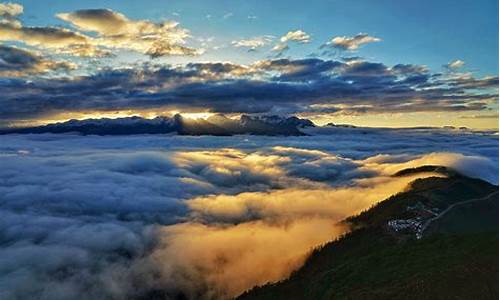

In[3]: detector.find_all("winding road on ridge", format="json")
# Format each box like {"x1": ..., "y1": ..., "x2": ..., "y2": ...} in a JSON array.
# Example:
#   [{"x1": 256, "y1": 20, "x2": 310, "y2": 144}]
[{"x1": 420, "y1": 191, "x2": 499, "y2": 235}]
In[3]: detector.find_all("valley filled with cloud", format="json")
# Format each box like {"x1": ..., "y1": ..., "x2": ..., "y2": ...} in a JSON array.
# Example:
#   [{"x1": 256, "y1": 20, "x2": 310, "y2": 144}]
[{"x1": 0, "y1": 128, "x2": 497, "y2": 299}]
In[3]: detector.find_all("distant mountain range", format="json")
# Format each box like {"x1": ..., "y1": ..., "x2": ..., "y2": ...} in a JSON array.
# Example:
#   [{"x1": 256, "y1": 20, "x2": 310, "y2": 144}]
[
  {"x1": 238, "y1": 167, "x2": 499, "y2": 300},
  {"x1": 0, "y1": 114, "x2": 316, "y2": 136}
]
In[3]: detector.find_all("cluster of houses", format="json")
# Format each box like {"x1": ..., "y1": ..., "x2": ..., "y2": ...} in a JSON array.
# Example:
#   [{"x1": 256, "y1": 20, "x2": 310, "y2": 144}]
[
  {"x1": 387, "y1": 202, "x2": 440, "y2": 239},
  {"x1": 387, "y1": 218, "x2": 422, "y2": 233}
]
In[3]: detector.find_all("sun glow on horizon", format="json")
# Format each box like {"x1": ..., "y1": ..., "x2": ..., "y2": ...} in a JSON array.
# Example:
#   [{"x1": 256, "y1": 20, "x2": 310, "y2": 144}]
[
  {"x1": 169, "y1": 111, "x2": 215, "y2": 120},
  {"x1": 7, "y1": 108, "x2": 498, "y2": 131},
  {"x1": 8, "y1": 110, "x2": 220, "y2": 128}
]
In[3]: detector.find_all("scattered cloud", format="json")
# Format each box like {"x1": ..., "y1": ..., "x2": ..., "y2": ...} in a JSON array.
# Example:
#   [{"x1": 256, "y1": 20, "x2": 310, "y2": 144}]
[
  {"x1": 232, "y1": 36, "x2": 273, "y2": 51},
  {"x1": 271, "y1": 42, "x2": 289, "y2": 55},
  {"x1": 223, "y1": 12, "x2": 233, "y2": 19},
  {"x1": 326, "y1": 33, "x2": 381, "y2": 51},
  {"x1": 280, "y1": 30, "x2": 311, "y2": 43},
  {"x1": 445, "y1": 59, "x2": 465, "y2": 71},
  {"x1": 271, "y1": 30, "x2": 311, "y2": 56}
]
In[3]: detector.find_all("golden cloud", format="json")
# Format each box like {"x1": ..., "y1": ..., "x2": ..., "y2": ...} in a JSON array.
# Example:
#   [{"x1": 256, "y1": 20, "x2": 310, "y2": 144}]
[
  {"x1": 0, "y1": 7, "x2": 199, "y2": 58},
  {"x1": 328, "y1": 33, "x2": 381, "y2": 50},
  {"x1": 0, "y1": 2, "x2": 22, "y2": 18},
  {"x1": 0, "y1": 45, "x2": 76, "y2": 77},
  {"x1": 151, "y1": 219, "x2": 348, "y2": 299},
  {"x1": 143, "y1": 148, "x2": 453, "y2": 298},
  {"x1": 280, "y1": 30, "x2": 311, "y2": 43},
  {"x1": 0, "y1": 21, "x2": 99, "y2": 57},
  {"x1": 56, "y1": 9, "x2": 200, "y2": 57}
]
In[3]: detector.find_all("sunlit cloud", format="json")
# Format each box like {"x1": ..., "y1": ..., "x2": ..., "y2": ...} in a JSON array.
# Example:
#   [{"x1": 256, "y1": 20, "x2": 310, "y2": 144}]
[
  {"x1": 56, "y1": 8, "x2": 200, "y2": 58},
  {"x1": 151, "y1": 219, "x2": 348, "y2": 299},
  {"x1": 325, "y1": 33, "x2": 381, "y2": 51},
  {"x1": 187, "y1": 174, "x2": 436, "y2": 223},
  {"x1": 271, "y1": 30, "x2": 311, "y2": 56},
  {"x1": 280, "y1": 30, "x2": 311, "y2": 43},
  {"x1": 361, "y1": 152, "x2": 499, "y2": 184},
  {"x1": 0, "y1": 5, "x2": 200, "y2": 58},
  {"x1": 0, "y1": 21, "x2": 96, "y2": 55},
  {"x1": 232, "y1": 36, "x2": 274, "y2": 51},
  {"x1": 0, "y1": 45, "x2": 76, "y2": 77},
  {"x1": 445, "y1": 59, "x2": 465, "y2": 70},
  {"x1": 0, "y1": 2, "x2": 22, "y2": 18}
]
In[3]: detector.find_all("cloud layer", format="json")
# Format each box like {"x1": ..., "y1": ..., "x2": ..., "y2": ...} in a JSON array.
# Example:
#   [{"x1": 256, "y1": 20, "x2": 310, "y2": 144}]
[
  {"x1": 0, "y1": 128, "x2": 497, "y2": 299},
  {"x1": 0, "y1": 57, "x2": 497, "y2": 126}
]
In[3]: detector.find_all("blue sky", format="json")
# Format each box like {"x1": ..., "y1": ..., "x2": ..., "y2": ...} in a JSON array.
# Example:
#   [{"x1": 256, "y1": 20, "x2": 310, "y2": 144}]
[
  {"x1": 17, "y1": 0, "x2": 498, "y2": 75},
  {"x1": 0, "y1": 0, "x2": 498, "y2": 128}
]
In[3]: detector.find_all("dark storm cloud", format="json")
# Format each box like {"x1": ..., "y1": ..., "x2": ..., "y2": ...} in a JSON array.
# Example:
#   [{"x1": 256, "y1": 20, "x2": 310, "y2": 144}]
[
  {"x1": 256, "y1": 58, "x2": 342, "y2": 81},
  {"x1": 0, "y1": 58, "x2": 497, "y2": 125}
]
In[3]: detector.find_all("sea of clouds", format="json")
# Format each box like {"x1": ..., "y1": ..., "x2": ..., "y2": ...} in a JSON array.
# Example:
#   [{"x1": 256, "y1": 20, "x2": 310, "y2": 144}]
[{"x1": 0, "y1": 127, "x2": 497, "y2": 299}]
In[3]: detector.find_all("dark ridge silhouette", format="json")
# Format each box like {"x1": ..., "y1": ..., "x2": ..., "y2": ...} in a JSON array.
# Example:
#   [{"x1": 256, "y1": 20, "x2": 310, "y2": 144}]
[
  {"x1": 392, "y1": 165, "x2": 457, "y2": 177},
  {"x1": 0, "y1": 114, "x2": 315, "y2": 136}
]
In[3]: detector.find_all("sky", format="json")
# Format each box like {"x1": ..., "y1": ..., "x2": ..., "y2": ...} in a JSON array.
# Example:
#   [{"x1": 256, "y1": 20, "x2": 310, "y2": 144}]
[{"x1": 0, "y1": 0, "x2": 498, "y2": 128}]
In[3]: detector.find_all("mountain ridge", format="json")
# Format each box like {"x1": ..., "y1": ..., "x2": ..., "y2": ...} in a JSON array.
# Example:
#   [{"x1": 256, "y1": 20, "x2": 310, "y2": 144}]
[
  {"x1": 0, "y1": 114, "x2": 315, "y2": 136},
  {"x1": 237, "y1": 169, "x2": 499, "y2": 300}
]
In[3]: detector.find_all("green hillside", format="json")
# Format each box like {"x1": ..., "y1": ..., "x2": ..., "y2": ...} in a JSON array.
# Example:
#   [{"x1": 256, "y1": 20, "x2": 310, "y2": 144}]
[{"x1": 238, "y1": 170, "x2": 499, "y2": 300}]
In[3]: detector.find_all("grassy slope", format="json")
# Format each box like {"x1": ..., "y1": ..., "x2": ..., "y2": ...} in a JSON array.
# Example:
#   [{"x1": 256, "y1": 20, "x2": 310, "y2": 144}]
[{"x1": 238, "y1": 173, "x2": 499, "y2": 300}]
